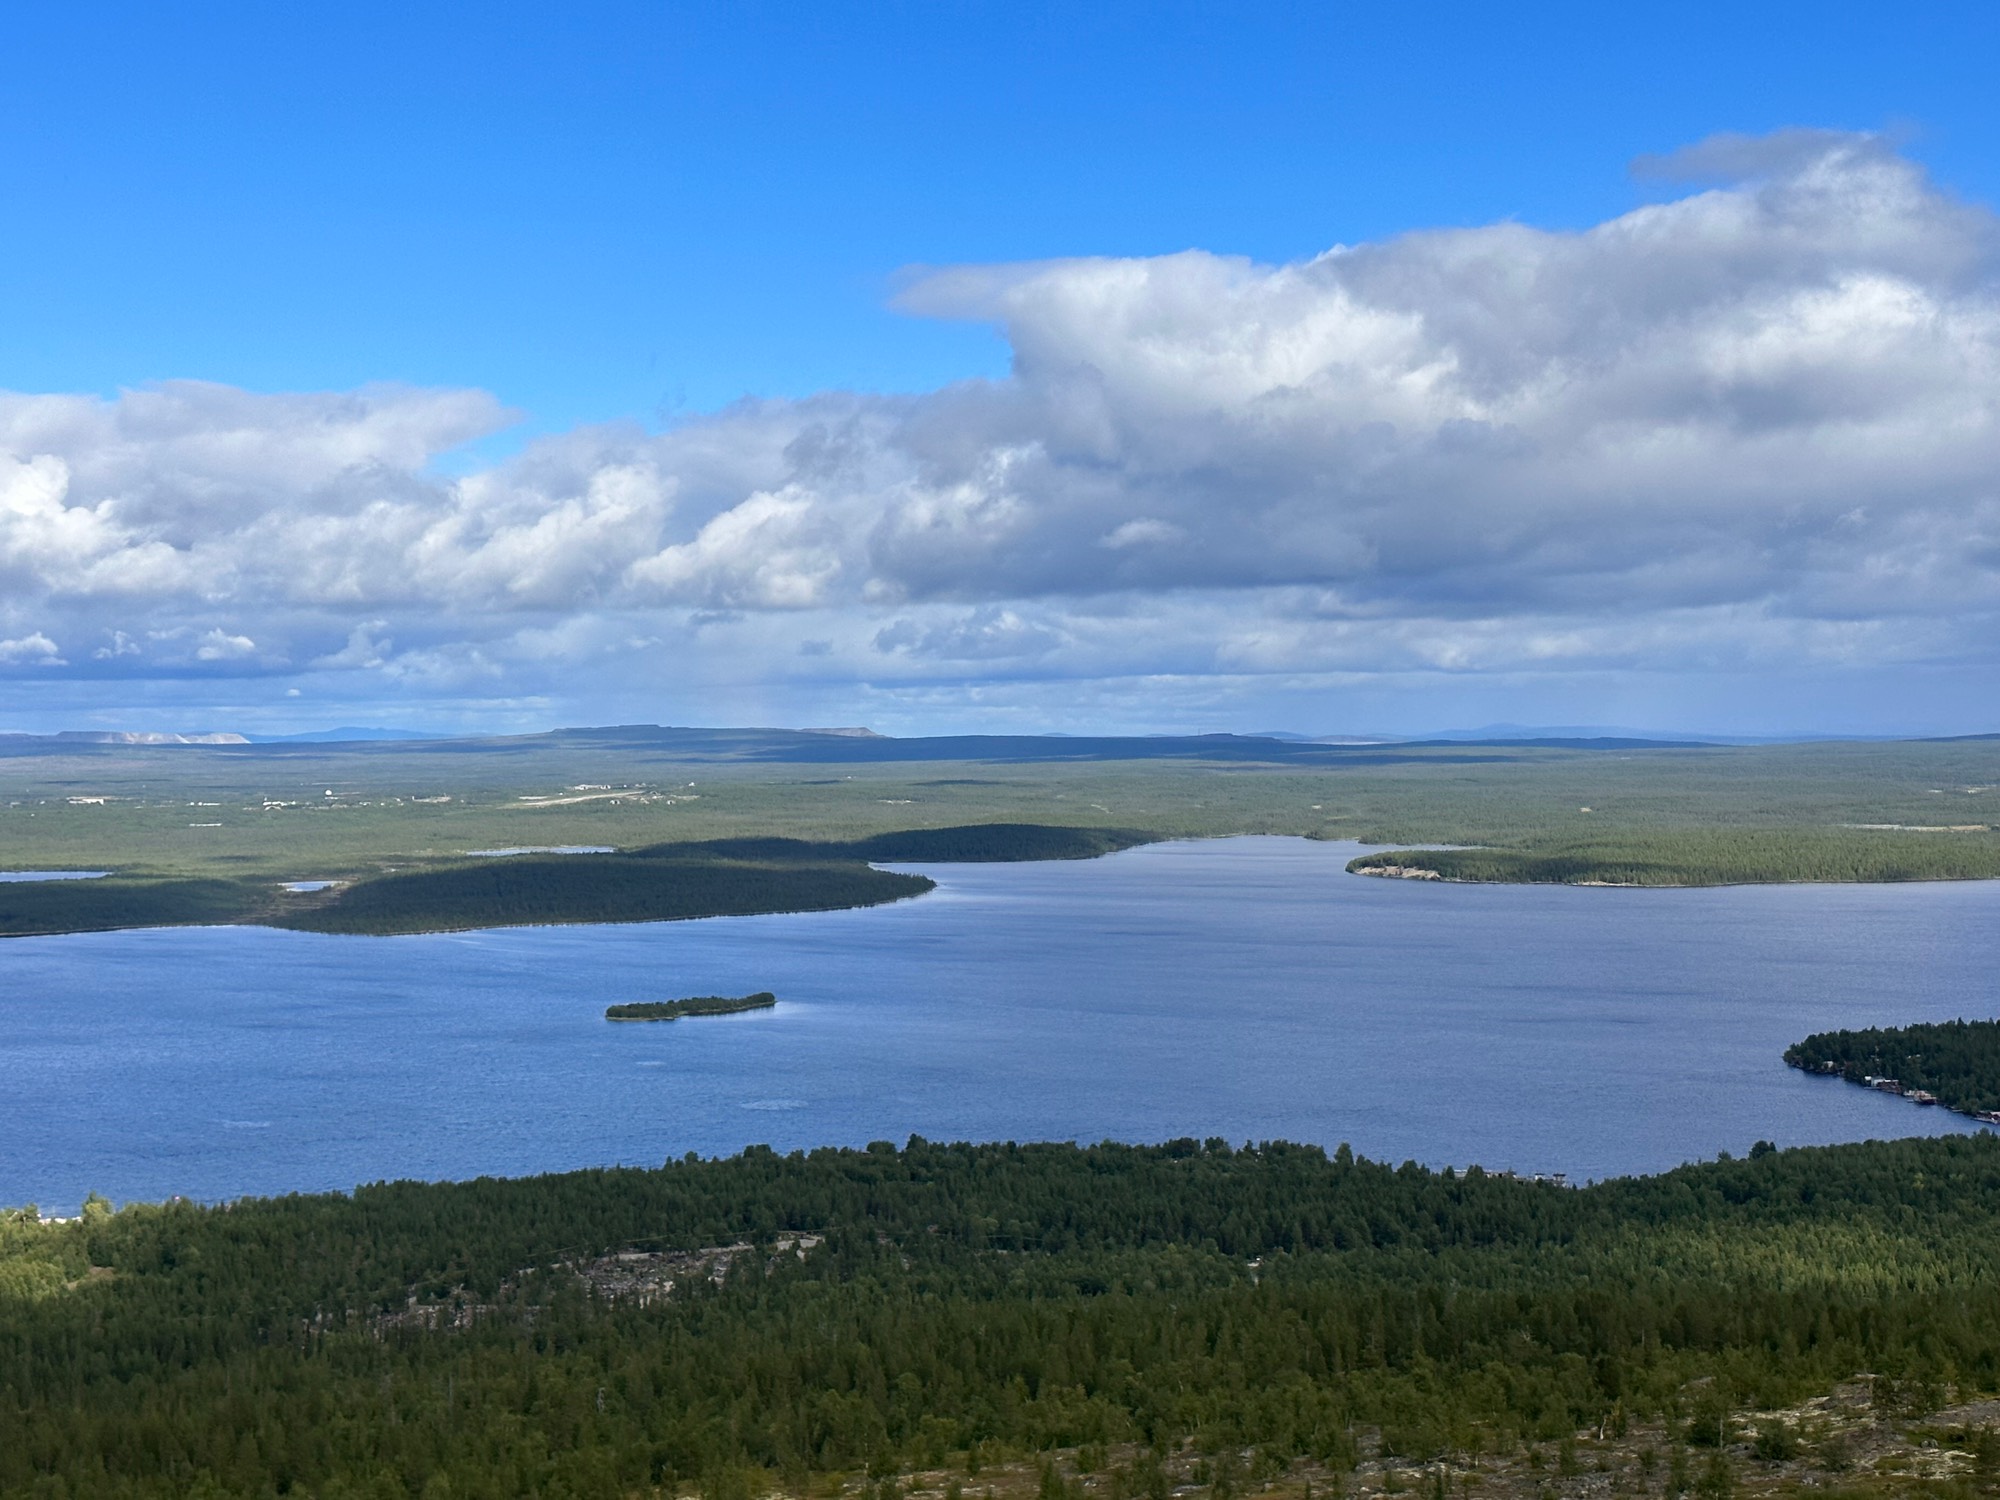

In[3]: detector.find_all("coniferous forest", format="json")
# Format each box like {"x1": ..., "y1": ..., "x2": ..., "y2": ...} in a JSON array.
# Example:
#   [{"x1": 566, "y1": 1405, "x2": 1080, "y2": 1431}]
[
  {"x1": 0, "y1": 826, "x2": 1147, "y2": 939},
  {"x1": 1786, "y1": 1018, "x2": 2000, "y2": 1115},
  {"x1": 8, "y1": 1135, "x2": 2000, "y2": 1498}
]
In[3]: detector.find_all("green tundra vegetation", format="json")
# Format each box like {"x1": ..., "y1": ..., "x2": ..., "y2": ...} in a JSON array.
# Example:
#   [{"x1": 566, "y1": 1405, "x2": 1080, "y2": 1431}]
[
  {"x1": 667, "y1": 824, "x2": 1155, "y2": 865},
  {"x1": 4, "y1": 730, "x2": 2000, "y2": 923},
  {"x1": 1786, "y1": 1019, "x2": 2000, "y2": 1115},
  {"x1": 606, "y1": 993, "x2": 778, "y2": 1022},
  {"x1": 7, "y1": 1134, "x2": 2000, "y2": 1498}
]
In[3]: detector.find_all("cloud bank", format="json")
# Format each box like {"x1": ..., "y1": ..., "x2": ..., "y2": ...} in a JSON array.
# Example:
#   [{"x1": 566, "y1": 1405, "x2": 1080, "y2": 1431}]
[{"x1": 3, "y1": 132, "x2": 1998, "y2": 731}]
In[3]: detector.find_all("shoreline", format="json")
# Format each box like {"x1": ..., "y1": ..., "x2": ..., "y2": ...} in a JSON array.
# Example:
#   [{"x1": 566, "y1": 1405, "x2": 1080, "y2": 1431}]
[
  {"x1": 1348, "y1": 858, "x2": 2000, "y2": 891},
  {"x1": 17, "y1": 833, "x2": 2000, "y2": 940},
  {"x1": 0, "y1": 823, "x2": 1158, "y2": 940}
]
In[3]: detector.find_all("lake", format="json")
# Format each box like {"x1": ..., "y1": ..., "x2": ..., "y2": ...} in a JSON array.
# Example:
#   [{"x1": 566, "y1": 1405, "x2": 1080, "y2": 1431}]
[{"x1": 2, "y1": 836, "x2": 1994, "y2": 1213}]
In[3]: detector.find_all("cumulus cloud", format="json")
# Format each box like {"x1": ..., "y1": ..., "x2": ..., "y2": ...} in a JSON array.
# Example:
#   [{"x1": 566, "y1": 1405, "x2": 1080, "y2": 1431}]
[
  {"x1": 313, "y1": 621, "x2": 392, "y2": 670},
  {"x1": 0, "y1": 631, "x2": 64, "y2": 667},
  {"x1": 194, "y1": 629, "x2": 258, "y2": 661},
  {"x1": 3, "y1": 131, "x2": 1999, "y2": 726}
]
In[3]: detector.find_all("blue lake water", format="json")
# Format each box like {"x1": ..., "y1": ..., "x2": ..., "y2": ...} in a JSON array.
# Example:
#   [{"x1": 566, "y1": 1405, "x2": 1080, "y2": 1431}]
[{"x1": 3, "y1": 836, "x2": 1996, "y2": 1213}]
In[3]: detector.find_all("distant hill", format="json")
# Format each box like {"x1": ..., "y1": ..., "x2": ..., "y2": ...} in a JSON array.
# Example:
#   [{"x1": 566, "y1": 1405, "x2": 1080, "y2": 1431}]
[
  {"x1": 1397, "y1": 735, "x2": 1723, "y2": 751},
  {"x1": 1407, "y1": 722, "x2": 1923, "y2": 745},
  {"x1": 526, "y1": 725, "x2": 1523, "y2": 765},
  {"x1": 242, "y1": 727, "x2": 444, "y2": 743},
  {"x1": 0, "y1": 723, "x2": 1729, "y2": 763},
  {"x1": 447, "y1": 724, "x2": 1723, "y2": 764},
  {"x1": 39, "y1": 730, "x2": 249, "y2": 745}
]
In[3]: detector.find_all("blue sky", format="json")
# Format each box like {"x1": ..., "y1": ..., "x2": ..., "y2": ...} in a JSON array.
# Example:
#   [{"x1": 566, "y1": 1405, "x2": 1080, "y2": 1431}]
[
  {"x1": 8, "y1": 2, "x2": 1997, "y2": 428},
  {"x1": 2, "y1": 3, "x2": 1999, "y2": 736}
]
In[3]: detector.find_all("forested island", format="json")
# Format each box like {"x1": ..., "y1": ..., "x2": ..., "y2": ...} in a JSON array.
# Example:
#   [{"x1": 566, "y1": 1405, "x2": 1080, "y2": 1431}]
[
  {"x1": 9, "y1": 1135, "x2": 2000, "y2": 1498},
  {"x1": 607, "y1": 992, "x2": 777, "y2": 1022},
  {"x1": 1786, "y1": 1018, "x2": 2000, "y2": 1118}
]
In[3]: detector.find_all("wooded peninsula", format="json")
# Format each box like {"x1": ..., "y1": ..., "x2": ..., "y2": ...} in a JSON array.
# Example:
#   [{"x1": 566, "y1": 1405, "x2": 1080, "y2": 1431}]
[
  {"x1": 0, "y1": 824, "x2": 1147, "y2": 939},
  {"x1": 1786, "y1": 1018, "x2": 2000, "y2": 1118}
]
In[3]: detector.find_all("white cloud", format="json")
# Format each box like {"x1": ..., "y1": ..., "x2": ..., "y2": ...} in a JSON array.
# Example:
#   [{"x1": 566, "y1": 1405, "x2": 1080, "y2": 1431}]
[
  {"x1": 194, "y1": 629, "x2": 258, "y2": 661},
  {"x1": 625, "y1": 485, "x2": 843, "y2": 607},
  {"x1": 4, "y1": 132, "x2": 2000, "y2": 729},
  {"x1": 312, "y1": 621, "x2": 392, "y2": 670},
  {"x1": 0, "y1": 631, "x2": 64, "y2": 667}
]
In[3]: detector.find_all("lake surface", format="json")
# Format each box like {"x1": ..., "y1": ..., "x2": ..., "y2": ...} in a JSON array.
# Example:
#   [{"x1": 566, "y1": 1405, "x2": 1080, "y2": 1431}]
[{"x1": 3, "y1": 837, "x2": 1995, "y2": 1213}]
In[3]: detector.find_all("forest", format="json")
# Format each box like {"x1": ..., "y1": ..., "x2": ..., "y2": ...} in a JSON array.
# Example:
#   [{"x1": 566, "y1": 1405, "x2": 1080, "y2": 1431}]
[
  {"x1": 8, "y1": 1134, "x2": 2000, "y2": 1498},
  {"x1": 277, "y1": 852, "x2": 932, "y2": 936},
  {"x1": 0, "y1": 874, "x2": 263, "y2": 937},
  {"x1": 265, "y1": 822, "x2": 1148, "y2": 935},
  {"x1": 1786, "y1": 1019, "x2": 2000, "y2": 1115},
  {"x1": 0, "y1": 823, "x2": 1160, "y2": 939}
]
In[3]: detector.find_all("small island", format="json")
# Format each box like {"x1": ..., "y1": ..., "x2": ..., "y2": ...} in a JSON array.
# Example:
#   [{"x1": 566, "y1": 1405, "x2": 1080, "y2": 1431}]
[{"x1": 605, "y1": 992, "x2": 777, "y2": 1022}]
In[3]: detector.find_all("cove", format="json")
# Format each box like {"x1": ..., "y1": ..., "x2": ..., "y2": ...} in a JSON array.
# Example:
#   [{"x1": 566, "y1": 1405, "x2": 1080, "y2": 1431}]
[{"x1": 1, "y1": 836, "x2": 1993, "y2": 1214}]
